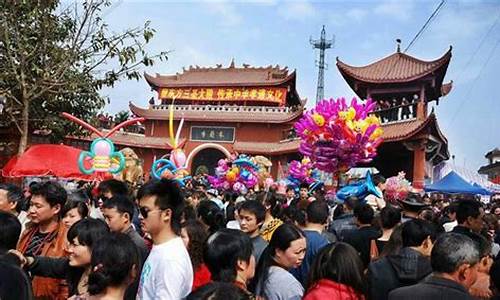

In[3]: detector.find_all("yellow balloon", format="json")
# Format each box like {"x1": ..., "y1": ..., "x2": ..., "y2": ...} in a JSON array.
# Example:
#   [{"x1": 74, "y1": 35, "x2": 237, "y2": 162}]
[
  {"x1": 311, "y1": 113, "x2": 325, "y2": 127},
  {"x1": 346, "y1": 107, "x2": 356, "y2": 120},
  {"x1": 231, "y1": 167, "x2": 240, "y2": 174},
  {"x1": 370, "y1": 128, "x2": 383, "y2": 140},
  {"x1": 226, "y1": 171, "x2": 236, "y2": 182}
]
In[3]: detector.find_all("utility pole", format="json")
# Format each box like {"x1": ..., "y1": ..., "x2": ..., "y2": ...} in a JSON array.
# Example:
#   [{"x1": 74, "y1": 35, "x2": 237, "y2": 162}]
[{"x1": 310, "y1": 25, "x2": 334, "y2": 104}]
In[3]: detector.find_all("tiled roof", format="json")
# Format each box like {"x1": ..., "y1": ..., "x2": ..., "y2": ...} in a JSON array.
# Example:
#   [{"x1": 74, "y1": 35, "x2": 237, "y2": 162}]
[
  {"x1": 336, "y1": 47, "x2": 452, "y2": 84},
  {"x1": 145, "y1": 61, "x2": 296, "y2": 88},
  {"x1": 129, "y1": 103, "x2": 304, "y2": 124},
  {"x1": 486, "y1": 148, "x2": 500, "y2": 159},
  {"x1": 233, "y1": 139, "x2": 301, "y2": 155},
  {"x1": 67, "y1": 130, "x2": 177, "y2": 150},
  {"x1": 233, "y1": 115, "x2": 446, "y2": 154}
]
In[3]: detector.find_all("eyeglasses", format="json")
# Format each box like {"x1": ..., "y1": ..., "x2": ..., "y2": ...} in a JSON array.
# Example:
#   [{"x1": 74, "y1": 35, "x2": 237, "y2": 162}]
[{"x1": 139, "y1": 207, "x2": 163, "y2": 219}]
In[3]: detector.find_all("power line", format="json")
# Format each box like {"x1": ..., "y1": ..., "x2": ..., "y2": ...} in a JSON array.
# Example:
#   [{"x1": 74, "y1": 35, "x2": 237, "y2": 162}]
[
  {"x1": 381, "y1": 1, "x2": 446, "y2": 79},
  {"x1": 453, "y1": 9, "x2": 500, "y2": 85},
  {"x1": 404, "y1": 0, "x2": 446, "y2": 53},
  {"x1": 448, "y1": 35, "x2": 500, "y2": 126}
]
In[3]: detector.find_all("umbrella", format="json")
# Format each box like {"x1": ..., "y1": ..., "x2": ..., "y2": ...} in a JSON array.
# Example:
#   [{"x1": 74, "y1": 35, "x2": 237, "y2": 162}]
[{"x1": 2, "y1": 144, "x2": 103, "y2": 181}]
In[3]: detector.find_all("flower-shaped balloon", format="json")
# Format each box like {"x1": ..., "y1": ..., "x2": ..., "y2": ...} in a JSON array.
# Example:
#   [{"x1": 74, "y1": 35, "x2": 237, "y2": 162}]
[
  {"x1": 294, "y1": 97, "x2": 383, "y2": 173},
  {"x1": 62, "y1": 112, "x2": 144, "y2": 176},
  {"x1": 208, "y1": 154, "x2": 260, "y2": 194},
  {"x1": 285, "y1": 158, "x2": 322, "y2": 191}
]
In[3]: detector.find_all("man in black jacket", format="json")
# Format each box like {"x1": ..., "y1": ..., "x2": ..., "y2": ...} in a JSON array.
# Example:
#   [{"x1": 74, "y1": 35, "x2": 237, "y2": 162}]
[
  {"x1": 342, "y1": 203, "x2": 380, "y2": 268},
  {"x1": 367, "y1": 219, "x2": 438, "y2": 300},
  {"x1": 452, "y1": 199, "x2": 484, "y2": 240},
  {"x1": 389, "y1": 233, "x2": 479, "y2": 300}
]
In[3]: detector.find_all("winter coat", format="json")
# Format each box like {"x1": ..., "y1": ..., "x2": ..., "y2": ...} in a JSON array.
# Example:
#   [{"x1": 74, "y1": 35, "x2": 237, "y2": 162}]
[
  {"x1": 367, "y1": 247, "x2": 432, "y2": 300},
  {"x1": 388, "y1": 276, "x2": 473, "y2": 300},
  {"x1": 304, "y1": 279, "x2": 365, "y2": 300}
]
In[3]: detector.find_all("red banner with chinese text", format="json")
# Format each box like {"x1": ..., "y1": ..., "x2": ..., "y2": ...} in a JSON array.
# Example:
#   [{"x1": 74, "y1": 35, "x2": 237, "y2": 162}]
[{"x1": 159, "y1": 87, "x2": 287, "y2": 104}]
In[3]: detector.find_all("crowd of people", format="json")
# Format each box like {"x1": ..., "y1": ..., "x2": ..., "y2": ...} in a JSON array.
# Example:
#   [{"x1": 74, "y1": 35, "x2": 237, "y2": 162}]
[
  {"x1": 0, "y1": 174, "x2": 500, "y2": 300},
  {"x1": 373, "y1": 94, "x2": 419, "y2": 123}
]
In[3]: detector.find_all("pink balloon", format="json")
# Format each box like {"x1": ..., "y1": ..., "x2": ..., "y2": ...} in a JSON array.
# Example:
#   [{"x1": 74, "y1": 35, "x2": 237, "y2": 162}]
[{"x1": 170, "y1": 149, "x2": 186, "y2": 168}]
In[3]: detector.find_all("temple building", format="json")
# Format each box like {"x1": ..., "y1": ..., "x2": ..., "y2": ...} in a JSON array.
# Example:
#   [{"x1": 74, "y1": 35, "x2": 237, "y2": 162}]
[
  {"x1": 336, "y1": 45, "x2": 453, "y2": 188},
  {"x1": 479, "y1": 148, "x2": 500, "y2": 184},
  {"x1": 130, "y1": 61, "x2": 304, "y2": 177}
]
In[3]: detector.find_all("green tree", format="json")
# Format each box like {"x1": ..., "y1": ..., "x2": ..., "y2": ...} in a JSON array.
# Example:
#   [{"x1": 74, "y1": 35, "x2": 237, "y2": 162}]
[
  {"x1": 114, "y1": 110, "x2": 130, "y2": 125},
  {"x1": 0, "y1": 0, "x2": 168, "y2": 154}
]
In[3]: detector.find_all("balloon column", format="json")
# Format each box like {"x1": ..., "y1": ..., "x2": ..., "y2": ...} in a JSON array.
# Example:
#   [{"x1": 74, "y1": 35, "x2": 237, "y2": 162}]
[
  {"x1": 285, "y1": 157, "x2": 322, "y2": 192},
  {"x1": 385, "y1": 171, "x2": 412, "y2": 204},
  {"x1": 62, "y1": 112, "x2": 145, "y2": 176},
  {"x1": 208, "y1": 155, "x2": 259, "y2": 194},
  {"x1": 151, "y1": 101, "x2": 191, "y2": 186},
  {"x1": 294, "y1": 97, "x2": 383, "y2": 173}
]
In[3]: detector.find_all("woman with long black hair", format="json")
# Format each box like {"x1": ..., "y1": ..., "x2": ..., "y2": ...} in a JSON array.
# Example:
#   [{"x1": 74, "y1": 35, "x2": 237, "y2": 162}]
[
  {"x1": 251, "y1": 223, "x2": 306, "y2": 300},
  {"x1": 304, "y1": 242, "x2": 365, "y2": 300}
]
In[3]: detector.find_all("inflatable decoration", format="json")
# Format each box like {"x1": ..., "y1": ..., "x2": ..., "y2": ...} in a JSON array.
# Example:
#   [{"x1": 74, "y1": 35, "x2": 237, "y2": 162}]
[
  {"x1": 336, "y1": 171, "x2": 381, "y2": 203},
  {"x1": 285, "y1": 157, "x2": 322, "y2": 192},
  {"x1": 385, "y1": 171, "x2": 412, "y2": 204},
  {"x1": 294, "y1": 97, "x2": 383, "y2": 173},
  {"x1": 62, "y1": 112, "x2": 145, "y2": 175},
  {"x1": 151, "y1": 101, "x2": 191, "y2": 186},
  {"x1": 208, "y1": 154, "x2": 260, "y2": 194},
  {"x1": 116, "y1": 147, "x2": 144, "y2": 186},
  {"x1": 252, "y1": 155, "x2": 274, "y2": 190}
]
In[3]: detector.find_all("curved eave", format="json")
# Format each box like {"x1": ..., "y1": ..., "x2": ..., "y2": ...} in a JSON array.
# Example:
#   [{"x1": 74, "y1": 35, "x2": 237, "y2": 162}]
[
  {"x1": 336, "y1": 46, "x2": 452, "y2": 84},
  {"x1": 440, "y1": 81, "x2": 453, "y2": 97},
  {"x1": 129, "y1": 102, "x2": 304, "y2": 124},
  {"x1": 144, "y1": 70, "x2": 297, "y2": 89}
]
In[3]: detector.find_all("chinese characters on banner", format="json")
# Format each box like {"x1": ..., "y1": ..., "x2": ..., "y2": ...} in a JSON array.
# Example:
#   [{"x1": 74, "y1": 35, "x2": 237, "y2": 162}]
[{"x1": 159, "y1": 87, "x2": 287, "y2": 104}]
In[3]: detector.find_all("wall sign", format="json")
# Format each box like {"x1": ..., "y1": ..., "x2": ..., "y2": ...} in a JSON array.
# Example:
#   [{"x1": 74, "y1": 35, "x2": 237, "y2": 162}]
[{"x1": 190, "y1": 126, "x2": 235, "y2": 143}]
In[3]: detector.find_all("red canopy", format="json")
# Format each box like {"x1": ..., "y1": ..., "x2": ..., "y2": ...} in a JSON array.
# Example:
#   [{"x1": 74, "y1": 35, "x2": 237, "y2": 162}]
[{"x1": 1, "y1": 144, "x2": 105, "y2": 181}]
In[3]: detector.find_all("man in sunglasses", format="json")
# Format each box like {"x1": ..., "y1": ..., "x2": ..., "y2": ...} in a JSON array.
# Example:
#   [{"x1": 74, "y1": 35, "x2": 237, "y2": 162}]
[{"x1": 136, "y1": 179, "x2": 193, "y2": 300}]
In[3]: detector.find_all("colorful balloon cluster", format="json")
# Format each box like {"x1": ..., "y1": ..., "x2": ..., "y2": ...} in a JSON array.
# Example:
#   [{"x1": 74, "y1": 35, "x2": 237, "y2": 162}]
[
  {"x1": 294, "y1": 97, "x2": 383, "y2": 173},
  {"x1": 208, "y1": 155, "x2": 259, "y2": 194},
  {"x1": 385, "y1": 171, "x2": 412, "y2": 204},
  {"x1": 285, "y1": 158, "x2": 321, "y2": 190}
]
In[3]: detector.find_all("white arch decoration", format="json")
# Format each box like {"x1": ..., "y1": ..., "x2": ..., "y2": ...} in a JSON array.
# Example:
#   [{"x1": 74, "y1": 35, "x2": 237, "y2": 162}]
[{"x1": 186, "y1": 143, "x2": 232, "y2": 171}]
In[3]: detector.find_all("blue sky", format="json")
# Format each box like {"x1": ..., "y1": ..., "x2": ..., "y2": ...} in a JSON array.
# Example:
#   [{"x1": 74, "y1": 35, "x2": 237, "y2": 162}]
[{"x1": 98, "y1": 0, "x2": 500, "y2": 172}]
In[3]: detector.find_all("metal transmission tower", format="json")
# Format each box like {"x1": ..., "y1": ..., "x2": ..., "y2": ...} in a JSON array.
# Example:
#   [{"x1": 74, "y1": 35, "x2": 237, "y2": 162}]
[{"x1": 310, "y1": 26, "x2": 334, "y2": 104}]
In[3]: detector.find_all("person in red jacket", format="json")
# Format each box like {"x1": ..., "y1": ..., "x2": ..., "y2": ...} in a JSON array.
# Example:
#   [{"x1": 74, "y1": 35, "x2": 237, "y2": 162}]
[{"x1": 304, "y1": 242, "x2": 365, "y2": 300}]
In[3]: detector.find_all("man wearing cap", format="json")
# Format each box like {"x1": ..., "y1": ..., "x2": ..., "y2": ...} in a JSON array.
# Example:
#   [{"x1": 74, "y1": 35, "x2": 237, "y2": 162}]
[
  {"x1": 399, "y1": 193, "x2": 428, "y2": 223},
  {"x1": 206, "y1": 189, "x2": 224, "y2": 210}
]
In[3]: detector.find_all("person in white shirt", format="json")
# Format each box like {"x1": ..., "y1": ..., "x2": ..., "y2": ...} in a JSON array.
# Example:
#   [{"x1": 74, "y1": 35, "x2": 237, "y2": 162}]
[
  {"x1": 0, "y1": 183, "x2": 30, "y2": 234},
  {"x1": 136, "y1": 179, "x2": 193, "y2": 300},
  {"x1": 364, "y1": 174, "x2": 387, "y2": 211}
]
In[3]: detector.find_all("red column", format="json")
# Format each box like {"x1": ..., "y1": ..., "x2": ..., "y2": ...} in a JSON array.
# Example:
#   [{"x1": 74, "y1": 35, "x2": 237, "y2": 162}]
[{"x1": 413, "y1": 144, "x2": 426, "y2": 190}]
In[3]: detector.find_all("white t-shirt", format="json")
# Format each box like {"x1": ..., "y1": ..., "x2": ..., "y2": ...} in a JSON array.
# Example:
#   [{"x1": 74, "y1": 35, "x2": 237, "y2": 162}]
[
  {"x1": 365, "y1": 187, "x2": 386, "y2": 211},
  {"x1": 136, "y1": 237, "x2": 193, "y2": 300}
]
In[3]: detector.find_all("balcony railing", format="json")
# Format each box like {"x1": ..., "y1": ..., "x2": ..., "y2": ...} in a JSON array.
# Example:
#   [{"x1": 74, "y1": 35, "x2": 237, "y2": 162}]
[{"x1": 371, "y1": 103, "x2": 418, "y2": 124}]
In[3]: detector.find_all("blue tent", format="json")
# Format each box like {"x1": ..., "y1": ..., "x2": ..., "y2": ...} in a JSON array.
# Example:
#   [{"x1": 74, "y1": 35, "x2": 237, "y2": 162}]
[
  {"x1": 472, "y1": 182, "x2": 492, "y2": 196},
  {"x1": 425, "y1": 171, "x2": 491, "y2": 195}
]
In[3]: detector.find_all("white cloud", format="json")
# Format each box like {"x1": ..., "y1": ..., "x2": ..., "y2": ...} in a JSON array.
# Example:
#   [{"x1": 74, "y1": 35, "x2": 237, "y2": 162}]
[
  {"x1": 278, "y1": 1, "x2": 317, "y2": 22},
  {"x1": 374, "y1": 0, "x2": 416, "y2": 21},
  {"x1": 205, "y1": 1, "x2": 243, "y2": 26},
  {"x1": 346, "y1": 8, "x2": 368, "y2": 22}
]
